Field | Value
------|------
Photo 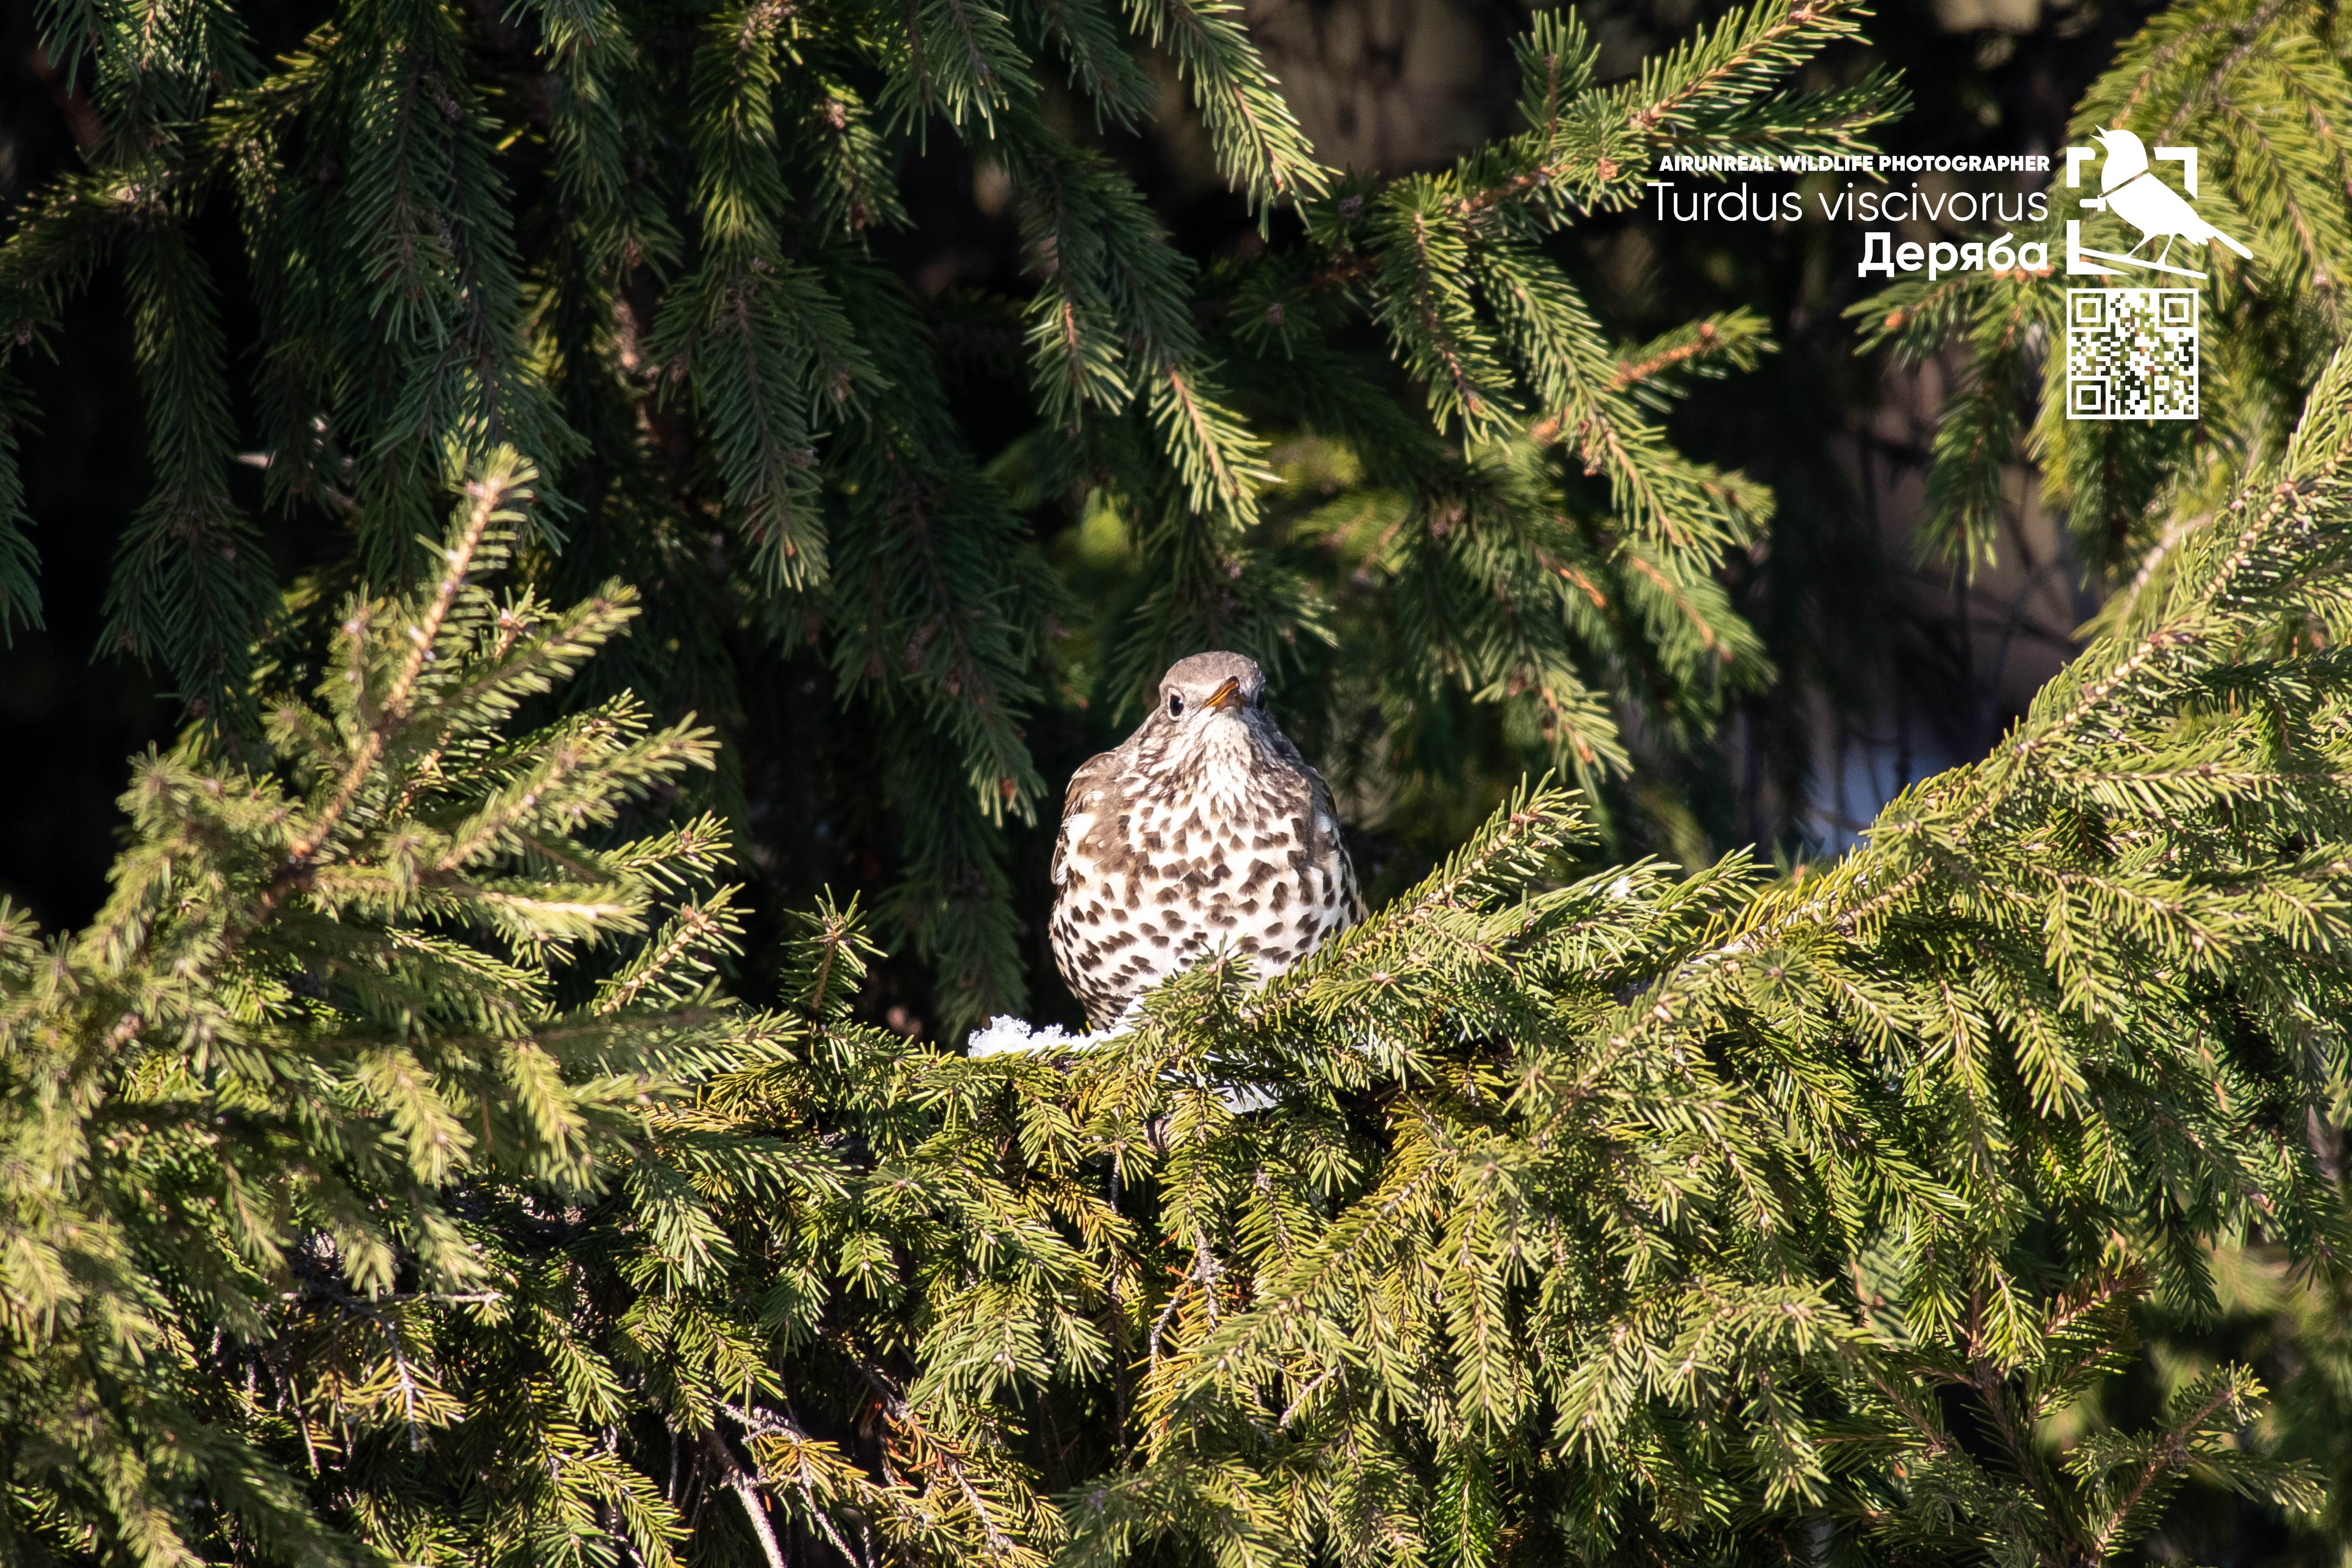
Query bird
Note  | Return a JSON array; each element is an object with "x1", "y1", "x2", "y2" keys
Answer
[
  {"x1": 1049, "y1": 651, "x2": 1365, "y2": 1029},
  {"x1": 2091, "y1": 127, "x2": 2252, "y2": 269}
]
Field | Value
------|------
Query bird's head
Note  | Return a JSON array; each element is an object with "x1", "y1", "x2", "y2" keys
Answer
[
  {"x1": 2093, "y1": 126, "x2": 2149, "y2": 184},
  {"x1": 1147, "y1": 651, "x2": 1276, "y2": 766},
  {"x1": 1155, "y1": 650, "x2": 1266, "y2": 724}
]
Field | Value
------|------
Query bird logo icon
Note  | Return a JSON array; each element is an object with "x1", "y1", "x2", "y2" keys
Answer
[
  {"x1": 2068, "y1": 127, "x2": 2250, "y2": 279},
  {"x1": 2062, "y1": 125, "x2": 2224, "y2": 422}
]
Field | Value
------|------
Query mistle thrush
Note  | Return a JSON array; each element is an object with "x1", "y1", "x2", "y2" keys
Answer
[{"x1": 1049, "y1": 652, "x2": 1364, "y2": 1027}]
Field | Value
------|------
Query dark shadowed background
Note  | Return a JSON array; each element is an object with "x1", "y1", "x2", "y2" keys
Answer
[{"x1": 0, "y1": 0, "x2": 2141, "y2": 940}]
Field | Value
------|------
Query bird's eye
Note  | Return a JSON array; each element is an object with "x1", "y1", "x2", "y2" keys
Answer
[{"x1": 1167, "y1": 694, "x2": 1184, "y2": 717}]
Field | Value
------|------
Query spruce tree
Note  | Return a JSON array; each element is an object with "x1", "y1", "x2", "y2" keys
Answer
[
  {"x1": 1854, "y1": 5, "x2": 2352, "y2": 1556},
  {"x1": 0, "y1": 0, "x2": 1900, "y2": 1028},
  {"x1": 6, "y1": 361, "x2": 2352, "y2": 1565},
  {"x1": 5, "y1": 0, "x2": 2352, "y2": 1565}
]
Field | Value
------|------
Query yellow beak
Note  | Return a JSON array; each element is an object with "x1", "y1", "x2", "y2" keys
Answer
[{"x1": 1203, "y1": 677, "x2": 1243, "y2": 712}]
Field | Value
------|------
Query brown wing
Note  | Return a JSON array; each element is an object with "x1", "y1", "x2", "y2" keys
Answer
[
  {"x1": 1051, "y1": 749, "x2": 1123, "y2": 888},
  {"x1": 1302, "y1": 762, "x2": 1367, "y2": 926}
]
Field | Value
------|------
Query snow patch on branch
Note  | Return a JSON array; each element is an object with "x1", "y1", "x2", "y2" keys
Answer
[{"x1": 966, "y1": 1013, "x2": 1130, "y2": 1058}]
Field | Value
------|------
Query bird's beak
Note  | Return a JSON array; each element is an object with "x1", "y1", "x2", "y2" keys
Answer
[
  {"x1": 1203, "y1": 677, "x2": 1243, "y2": 713},
  {"x1": 2093, "y1": 128, "x2": 2109, "y2": 145}
]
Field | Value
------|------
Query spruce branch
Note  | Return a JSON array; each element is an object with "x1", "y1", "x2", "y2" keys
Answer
[{"x1": 288, "y1": 453, "x2": 531, "y2": 866}]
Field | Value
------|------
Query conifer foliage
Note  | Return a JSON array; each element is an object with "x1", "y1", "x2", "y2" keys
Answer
[
  {"x1": 4, "y1": 379, "x2": 2352, "y2": 1567},
  {"x1": 974, "y1": 355, "x2": 2352, "y2": 1566},
  {"x1": 0, "y1": 455, "x2": 740, "y2": 1564},
  {"x1": 8, "y1": 0, "x2": 2352, "y2": 1565},
  {"x1": 0, "y1": 0, "x2": 1901, "y2": 1025},
  {"x1": 1843, "y1": 3, "x2": 2352, "y2": 1552}
]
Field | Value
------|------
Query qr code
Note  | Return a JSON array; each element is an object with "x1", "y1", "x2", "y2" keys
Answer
[{"x1": 2066, "y1": 289, "x2": 2197, "y2": 420}]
